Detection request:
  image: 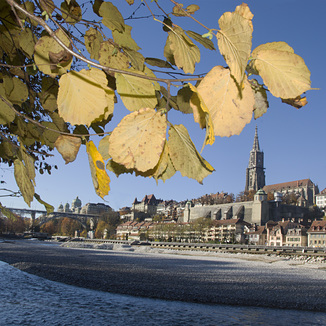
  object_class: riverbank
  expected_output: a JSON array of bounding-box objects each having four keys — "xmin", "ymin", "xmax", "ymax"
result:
[{"xmin": 0, "ymin": 239, "xmax": 326, "ymax": 312}]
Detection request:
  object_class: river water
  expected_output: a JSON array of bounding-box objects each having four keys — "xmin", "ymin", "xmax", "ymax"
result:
[{"xmin": 0, "ymin": 260, "xmax": 326, "ymax": 326}]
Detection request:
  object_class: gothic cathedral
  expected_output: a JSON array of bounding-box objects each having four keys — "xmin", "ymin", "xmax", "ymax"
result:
[{"xmin": 245, "ymin": 126, "xmax": 265, "ymax": 192}]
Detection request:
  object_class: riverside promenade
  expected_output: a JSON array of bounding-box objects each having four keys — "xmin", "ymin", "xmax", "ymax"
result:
[{"xmin": 0, "ymin": 239, "xmax": 325, "ymax": 312}]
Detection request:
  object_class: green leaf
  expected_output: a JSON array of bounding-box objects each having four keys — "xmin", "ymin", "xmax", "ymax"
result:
[
  {"xmin": 99, "ymin": 1, "xmax": 125, "ymax": 32},
  {"xmin": 250, "ymin": 42, "xmax": 311, "ymax": 99},
  {"xmin": 186, "ymin": 30, "xmax": 216, "ymax": 50},
  {"xmin": 164, "ymin": 26, "xmax": 200, "ymax": 74},
  {"xmin": 115, "ymin": 70, "xmax": 157, "ymax": 111},
  {"xmin": 168, "ymin": 124, "xmax": 214, "ymax": 184}
]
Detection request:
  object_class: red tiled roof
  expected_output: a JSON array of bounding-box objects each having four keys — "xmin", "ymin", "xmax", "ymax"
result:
[
  {"xmin": 307, "ymin": 220, "xmax": 326, "ymax": 233},
  {"xmin": 263, "ymin": 179, "xmax": 314, "ymax": 193},
  {"xmin": 212, "ymin": 218, "xmax": 250, "ymax": 226}
]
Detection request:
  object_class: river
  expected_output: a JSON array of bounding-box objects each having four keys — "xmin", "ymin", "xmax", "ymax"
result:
[{"xmin": 0, "ymin": 259, "xmax": 326, "ymax": 325}]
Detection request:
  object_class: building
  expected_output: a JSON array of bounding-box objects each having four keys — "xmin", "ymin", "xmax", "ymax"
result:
[
  {"xmin": 246, "ymin": 225, "xmax": 267, "ymax": 245},
  {"xmin": 206, "ymin": 219, "xmax": 251, "ymax": 243},
  {"xmin": 266, "ymin": 220, "xmax": 306, "ymax": 246},
  {"xmin": 307, "ymin": 220, "xmax": 326, "ymax": 247},
  {"xmin": 245, "ymin": 126, "xmax": 265, "ymax": 192},
  {"xmin": 263, "ymin": 179, "xmax": 319, "ymax": 206},
  {"xmin": 315, "ymin": 188, "xmax": 326, "ymax": 211}
]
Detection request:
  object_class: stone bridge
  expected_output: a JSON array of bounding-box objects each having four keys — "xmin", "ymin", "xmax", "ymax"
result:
[{"xmin": 4, "ymin": 208, "xmax": 99, "ymax": 230}]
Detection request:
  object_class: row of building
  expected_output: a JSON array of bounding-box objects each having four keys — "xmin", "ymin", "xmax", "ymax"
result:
[{"xmin": 116, "ymin": 219, "xmax": 326, "ymax": 248}]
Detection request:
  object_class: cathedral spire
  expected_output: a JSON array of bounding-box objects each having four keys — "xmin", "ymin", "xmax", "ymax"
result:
[
  {"xmin": 245, "ymin": 126, "xmax": 265, "ymax": 192},
  {"xmin": 252, "ymin": 125, "xmax": 260, "ymax": 151}
]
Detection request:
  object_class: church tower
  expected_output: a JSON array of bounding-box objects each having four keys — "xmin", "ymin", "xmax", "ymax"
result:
[{"xmin": 245, "ymin": 126, "xmax": 265, "ymax": 192}]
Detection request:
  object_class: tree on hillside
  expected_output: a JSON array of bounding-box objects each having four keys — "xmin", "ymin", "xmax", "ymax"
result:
[{"xmin": 0, "ymin": 1, "xmax": 312, "ymax": 211}]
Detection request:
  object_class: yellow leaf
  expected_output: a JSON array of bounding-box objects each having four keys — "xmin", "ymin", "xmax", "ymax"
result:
[
  {"xmin": 188, "ymin": 83, "xmax": 215, "ymax": 150},
  {"xmin": 165, "ymin": 26, "xmax": 200, "ymax": 74},
  {"xmin": 57, "ymin": 68, "xmax": 114, "ymax": 126},
  {"xmin": 235, "ymin": 3, "xmax": 253, "ymax": 31},
  {"xmin": 34, "ymin": 29, "xmax": 72, "ymax": 78},
  {"xmin": 14, "ymin": 159, "xmax": 34, "ymax": 206},
  {"xmin": 282, "ymin": 96, "xmax": 308, "ymax": 109},
  {"xmin": 251, "ymin": 42, "xmax": 311, "ymax": 99},
  {"xmin": 115, "ymin": 70, "xmax": 157, "ymax": 111},
  {"xmin": 112, "ymin": 25, "xmax": 141, "ymax": 52},
  {"xmin": 196, "ymin": 66, "xmax": 254, "ymax": 137},
  {"xmin": 153, "ymin": 142, "xmax": 176, "ymax": 183},
  {"xmin": 84, "ymin": 27, "xmax": 103, "ymax": 61},
  {"xmin": 168, "ymin": 124, "xmax": 214, "ymax": 184},
  {"xmin": 99, "ymin": 41, "xmax": 129, "ymax": 70},
  {"xmin": 98, "ymin": 135, "xmax": 111, "ymax": 160},
  {"xmin": 216, "ymin": 8, "xmax": 252, "ymax": 85},
  {"xmin": 108, "ymin": 108, "xmax": 167, "ymax": 172},
  {"xmin": 86, "ymin": 141, "xmax": 110, "ymax": 199},
  {"xmin": 55, "ymin": 135, "xmax": 81, "ymax": 164},
  {"xmin": 99, "ymin": 1, "xmax": 125, "ymax": 32}
]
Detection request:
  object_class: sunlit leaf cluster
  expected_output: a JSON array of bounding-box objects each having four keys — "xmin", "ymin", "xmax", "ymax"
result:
[{"xmin": 0, "ymin": 0, "xmax": 312, "ymax": 207}]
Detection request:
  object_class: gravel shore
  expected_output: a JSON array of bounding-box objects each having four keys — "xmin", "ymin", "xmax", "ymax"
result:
[{"xmin": 0, "ymin": 239, "xmax": 326, "ymax": 312}]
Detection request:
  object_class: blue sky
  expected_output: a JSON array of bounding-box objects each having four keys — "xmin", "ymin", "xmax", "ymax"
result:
[{"xmin": 1, "ymin": 0, "xmax": 325, "ymax": 211}]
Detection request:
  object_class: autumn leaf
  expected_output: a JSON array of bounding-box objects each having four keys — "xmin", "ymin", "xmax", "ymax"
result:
[
  {"xmin": 250, "ymin": 42, "xmax": 311, "ymax": 98},
  {"xmin": 98, "ymin": 135, "xmax": 111, "ymax": 161},
  {"xmin": 153, "ymin": 142, "xmax": 176, "ymax": 183},
  {"xmin": 55, "ymin": 135, "xmax": 81, "ymax": 164},
  {"xmin": 99, "ymin": 1, "xmax": 125, "ymax": 32},
  {"xmin": 216, "ymin": 7, "xmax": 252, "ymax": 85},
  {"xmin": 249, "ymin": 79, "xmax": 269, "ymax": 119},
  {"xmin": 61, "ymin": 0, "xmax": 82, "ymax": 25},
  {"xmin": 34, "ymin": 193, "xmax": 54, "ymax": 213},
  {"xmin": 282, "ymin": 96, "xmax": 308, "ymax": 109},
  {"xmin": 86, "ymin": 141, "xmax": 110, "ymax": 198},
  {"xmin": 99, "ymin": 41, "xmax": 129, "ymax": 70},
  {"xmin": 84, "ymin": 27, "xmax": 103, "ymax": 61},
  {"xmin": 108, "ymin": 108, "xmax": 167, "ymax": 172},
  {"xmin": 115, "ymin": 70, "xmax": 157, "ymax": 111},
  {"xmin": 196, "ymin": 66, "xmax": 254, "ymax": 137},
  {"xmin": 112, "ymin": 25, "xmax": 140, "ymax": 52},
  {"xmin": 168, "ymin": 124, "xmax": 214, "ymax": 184},
  {"xmin": 0, "ymin": 88, "xmax": 15, "ymax": 125},
  {"xmin": 188, "ymin": 83, "xmax": 215, "ymax": 150},
  {"xmin": 164, "ymin": 26, "xmax": 200, "ymax": 74},
  {"xmin": 34, "ymin": 29, "xmax": 72, "ymax": 78},
  {"xmin": 14, "ymin": 159, "xmax": 35, "ymax": 206},
  {"xmin": 57, "ymin": 68, "xmax": 114, "ymax": 126}
]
